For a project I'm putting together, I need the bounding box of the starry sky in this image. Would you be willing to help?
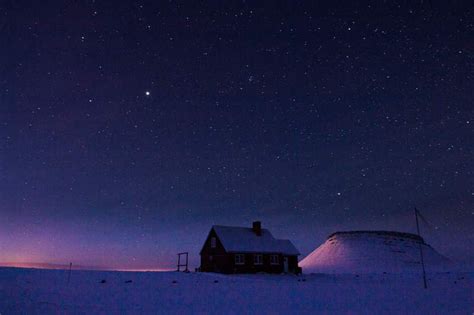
[1,1,473,270]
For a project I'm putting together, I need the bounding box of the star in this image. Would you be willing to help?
[2,0,471,272]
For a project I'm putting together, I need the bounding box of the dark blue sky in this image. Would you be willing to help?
[0,1,472,269]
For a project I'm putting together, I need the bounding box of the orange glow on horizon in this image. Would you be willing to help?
[0,262,174,272]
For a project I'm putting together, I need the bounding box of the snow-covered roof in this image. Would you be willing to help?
[211,225,300,255]
[328,231,425,243]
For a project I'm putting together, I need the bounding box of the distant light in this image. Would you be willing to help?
[145,91,150,96]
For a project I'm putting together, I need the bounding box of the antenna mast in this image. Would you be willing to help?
[414,207,428,289]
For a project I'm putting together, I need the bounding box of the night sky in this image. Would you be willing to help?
[1,1,473,270]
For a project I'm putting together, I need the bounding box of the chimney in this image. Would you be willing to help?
[252,221,262,236]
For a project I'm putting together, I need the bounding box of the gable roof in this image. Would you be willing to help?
[210,225,300,255]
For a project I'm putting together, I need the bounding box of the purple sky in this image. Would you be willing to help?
[1,1,473,269]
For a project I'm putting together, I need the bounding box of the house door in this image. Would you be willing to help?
[283,256,288,273]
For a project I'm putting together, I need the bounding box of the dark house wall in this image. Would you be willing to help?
[287,255,299,273]
[200,228,300,274]
[200,228,231,273]
[226,253,299,274]
[231,253,284,274]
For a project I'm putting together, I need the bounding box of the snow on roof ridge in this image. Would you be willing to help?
[327,230,424,243]
[211,225,300,255]
[212,224,268,230]
[212,225,273,234]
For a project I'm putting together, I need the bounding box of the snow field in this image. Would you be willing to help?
[0,267,471,314]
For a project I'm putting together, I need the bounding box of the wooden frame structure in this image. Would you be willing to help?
[177,252,189,272]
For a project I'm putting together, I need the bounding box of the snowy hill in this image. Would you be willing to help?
[300,231,453,274]
[0,267,471,314]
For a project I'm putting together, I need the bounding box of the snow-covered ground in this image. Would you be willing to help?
[0,267,471,314]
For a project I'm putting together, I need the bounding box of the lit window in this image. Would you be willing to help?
[211,237,216,248]
[270,255,279,265]
[235,254,245,265]
[254,254,263,265]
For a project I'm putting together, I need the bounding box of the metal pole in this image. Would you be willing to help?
[415,207,428,289]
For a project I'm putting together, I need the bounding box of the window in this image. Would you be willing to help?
[270,255,279,265]
[210,237,216,248]
[235,254,245,265]
[254,254,263,265]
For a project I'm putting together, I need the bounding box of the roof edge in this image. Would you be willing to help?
[227,250,299,255]
[327,230,424,243]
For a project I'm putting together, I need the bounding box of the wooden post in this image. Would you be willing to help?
[414,208,428,289]
[185,253,189,272]
[67,262,72,284]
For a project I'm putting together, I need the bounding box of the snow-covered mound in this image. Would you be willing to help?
[300,231,452,274]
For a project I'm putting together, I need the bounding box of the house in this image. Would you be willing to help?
[199,221,301,274]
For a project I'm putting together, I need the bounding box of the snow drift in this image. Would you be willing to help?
[300,231,452,274]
